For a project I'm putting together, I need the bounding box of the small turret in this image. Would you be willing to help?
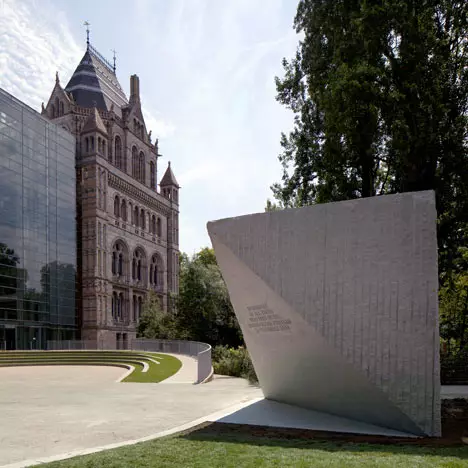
[80,107,108,158]
[160,161,179,204]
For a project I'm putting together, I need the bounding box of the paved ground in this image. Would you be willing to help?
[159,353,198,384]
[0,365,262,467]
[217,398,418,437]
[441,385,468,399]
[1,360,466,468]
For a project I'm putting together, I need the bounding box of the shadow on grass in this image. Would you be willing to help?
[179,422,468,459]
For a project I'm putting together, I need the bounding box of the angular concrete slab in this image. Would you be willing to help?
[215,398,417,438]
[208,191,440,437]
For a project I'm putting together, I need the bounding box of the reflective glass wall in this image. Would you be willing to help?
[0,88,77,350]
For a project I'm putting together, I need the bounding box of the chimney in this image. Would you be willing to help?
[129,74,140,104]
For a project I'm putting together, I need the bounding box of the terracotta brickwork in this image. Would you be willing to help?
[42,45,180,349]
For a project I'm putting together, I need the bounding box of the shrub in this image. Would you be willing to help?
[212,345,258,383]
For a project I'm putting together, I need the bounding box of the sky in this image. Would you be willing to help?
[0,0,300,255]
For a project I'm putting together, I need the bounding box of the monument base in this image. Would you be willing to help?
[213,398,418,438]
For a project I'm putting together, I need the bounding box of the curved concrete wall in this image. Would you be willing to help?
[208,191,440,436]
[48,338,213,384]
[125,339,212,384]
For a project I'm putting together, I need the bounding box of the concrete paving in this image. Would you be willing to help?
[1,360,467,468]
[215,398,417,437]
[214,386,468,438]
[441,385,468,399]
[159,354,198,384]
[0,365,262,467]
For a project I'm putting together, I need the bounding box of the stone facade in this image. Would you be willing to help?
[42,44,180,349]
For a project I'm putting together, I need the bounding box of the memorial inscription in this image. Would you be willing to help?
[246,303,292,334]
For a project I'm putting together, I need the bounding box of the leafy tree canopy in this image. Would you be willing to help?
[270,0,468,279]
[139,248,243,348]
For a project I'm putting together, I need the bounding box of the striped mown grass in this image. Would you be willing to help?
[0,350,182,383]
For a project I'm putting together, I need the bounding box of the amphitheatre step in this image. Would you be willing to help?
[0,350,182,383]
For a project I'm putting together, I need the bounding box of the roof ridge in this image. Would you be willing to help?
[64,47,128,115]
[88,43,115,74]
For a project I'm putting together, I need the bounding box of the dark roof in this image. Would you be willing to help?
[65,44,128,117]
[160,162,179,187]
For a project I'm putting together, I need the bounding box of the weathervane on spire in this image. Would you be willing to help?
[84,21,90,48]
[111,49,117,73]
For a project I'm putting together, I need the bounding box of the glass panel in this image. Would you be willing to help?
[0,88,77,349]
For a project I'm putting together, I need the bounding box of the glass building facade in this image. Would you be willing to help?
[0,88,77,350]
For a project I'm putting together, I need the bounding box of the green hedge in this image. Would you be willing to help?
[212,345,258,383]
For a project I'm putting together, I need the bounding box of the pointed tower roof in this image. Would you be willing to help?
[65,44,127,117]
[160,162,179,187]
[82,107,108,135]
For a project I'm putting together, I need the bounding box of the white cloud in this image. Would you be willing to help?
[0,0,82,110]
[1,0,301,254]
[0,0,176,142]
[141,103,176,140]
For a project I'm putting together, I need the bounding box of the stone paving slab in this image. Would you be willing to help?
[0,366,262,467]
[159,354,198,384]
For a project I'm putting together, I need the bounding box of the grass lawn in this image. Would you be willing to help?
[122,352,182,383]
[0,351,182,383]
[36,430,468,468]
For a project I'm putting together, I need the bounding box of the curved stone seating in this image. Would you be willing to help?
[0,350,176,382]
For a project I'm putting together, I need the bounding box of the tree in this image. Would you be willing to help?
[193,247,218,268]
[138,290,180,340]
[138,249,243,347]
[271,0,468,277]
[176,249,243,347]
[440,245,468,351]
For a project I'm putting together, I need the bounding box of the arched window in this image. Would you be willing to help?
[115,136,122,168]
[59,101,64,116]
[118,253,123,276]
[98,137,102,154]
[156,218,162,237]
[140,209,145,230]
[139,152,145,183]
[138,297,143,321]
[85,137,89,153]
[112,292,117,319]
[150,254,164,288]
[150,161,155,189]
[129,202,133,224]
[90,136,95,151]
[114,195,120,217]
[133,295,137,322]
[54,97,59,117]
[118,292,124,320]
[102,139,106,157]
[132,146,138,179]
[50,104,55,118]
[112,241,127,277]
[132,249,146,282]
[134,206,139,228]
[121,199,127,222]
[151,215,156,234]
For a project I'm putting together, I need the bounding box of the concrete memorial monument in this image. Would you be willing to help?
[208,191,440,437]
